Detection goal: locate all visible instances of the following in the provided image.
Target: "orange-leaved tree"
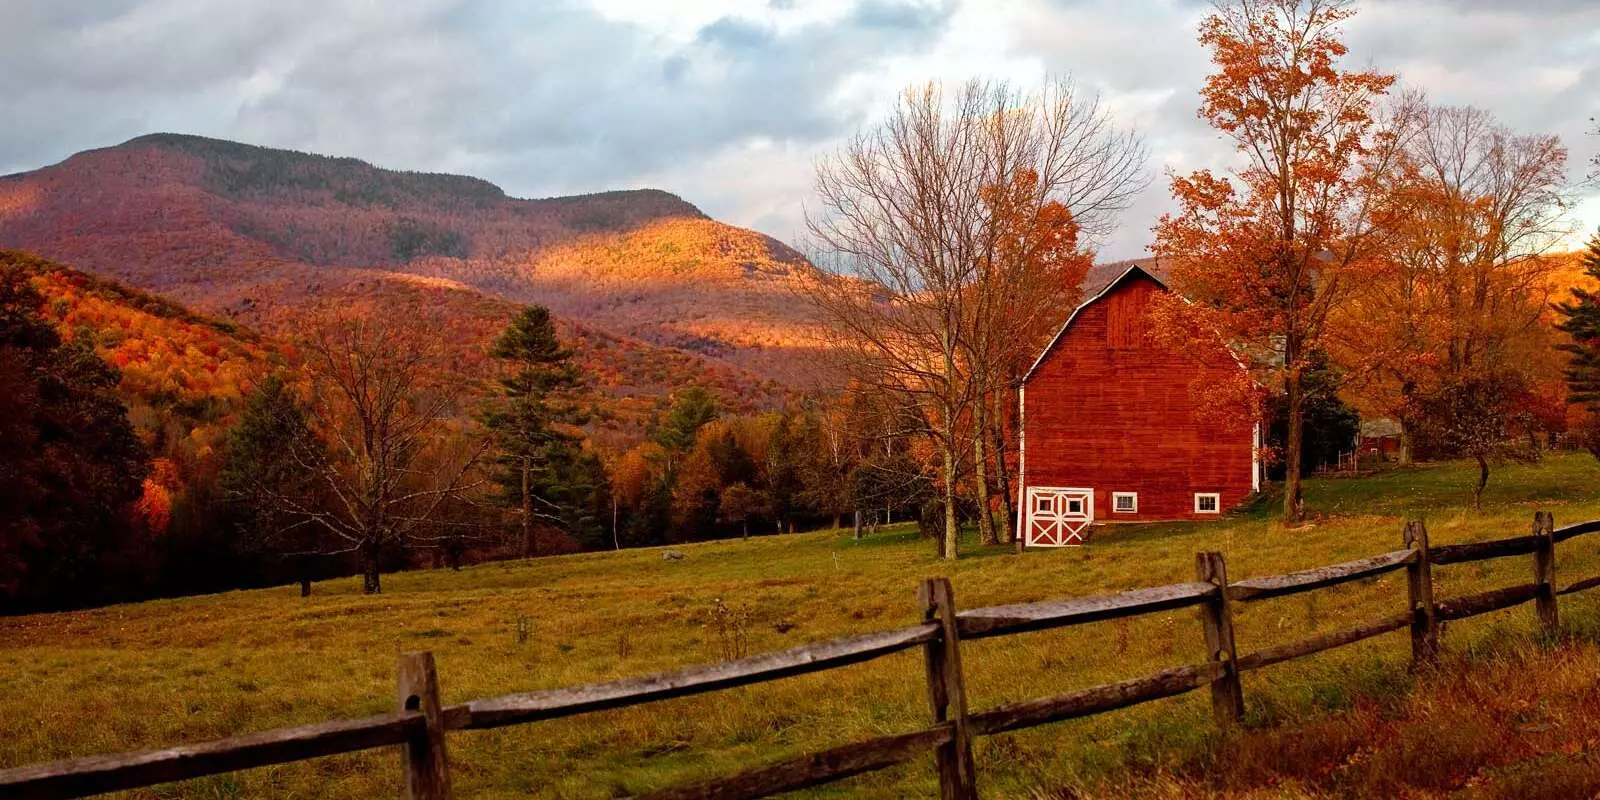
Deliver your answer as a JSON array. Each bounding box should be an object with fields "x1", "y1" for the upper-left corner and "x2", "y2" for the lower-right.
[
  {"x1": 968, "y1": 168, "x2": 1095, "y2": 546},
  {"x1": 806, "y1": 78, "x2": 1145, "y2": 559},
  {"x1": 1153, "y1": 0, "x2": 1401, "y2": 523},
  {"x1": 1329, "y1": 102, "x2": 1569, "y2": 498}
]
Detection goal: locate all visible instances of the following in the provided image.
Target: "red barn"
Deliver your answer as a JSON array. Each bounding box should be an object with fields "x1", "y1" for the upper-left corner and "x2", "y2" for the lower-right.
[{"x1": 1018, "y1": 263, "x2": 1260, "y2": 546}]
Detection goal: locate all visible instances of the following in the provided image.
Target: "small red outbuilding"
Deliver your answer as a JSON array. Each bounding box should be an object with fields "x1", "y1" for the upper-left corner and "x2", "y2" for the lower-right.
[{"x1": 1018, "y1": 262, "x2": 1261, "y2": 546}]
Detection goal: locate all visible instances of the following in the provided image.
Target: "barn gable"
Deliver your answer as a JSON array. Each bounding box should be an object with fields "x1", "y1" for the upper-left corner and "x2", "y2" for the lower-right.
[
  {"x1": 1023, "y1": 262, "x2": 1167, "y2": 383},
  {"x1": 1017, "y1": 262, "x2": 1260, "y2": 543}
]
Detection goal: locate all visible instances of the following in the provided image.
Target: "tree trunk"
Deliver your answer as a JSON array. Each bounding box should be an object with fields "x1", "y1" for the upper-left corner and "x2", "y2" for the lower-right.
[
  {"x1": 361, "y1": 543, "x2": 382, "y2": 595},
  {"x1": 1474, "y1": 453, "x2": 1489, "y2": 510},
  {"x1": 940, "y1": 438, "x2": 959, "y2": 561},
  {"x1": 1399, "y1": 424, "x2": 1413, "y2": 466},
  {"x1": 833, "y1": 513, "x2": 842, "y2": 531},
  {"x1": 300, "y1": 579, "x2": 311, "y2": 598},
  {"x1": 990, "y1": 389, "x2": 1014, "y2": 547},
  {"x1": 521, "y1": 460, "x2": 536, "y2": 559},
  {"x1": 742, "y1": 520, "x2": 749, "y2": 539},
  {"x1": 973, "y1": 399, "x2": 996, "y2": 546},
  {"x1": 1283, "y1": 358, "x2": 1306, "y2": 525},
  {"x1": 853, "y1": 509, "x2": 862, "y2": 540}
]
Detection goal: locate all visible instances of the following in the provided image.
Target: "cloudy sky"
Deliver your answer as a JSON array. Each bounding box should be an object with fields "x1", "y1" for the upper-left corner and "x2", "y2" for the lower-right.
[{"x1": 3, "y1": 0, "x2": 1597, "y2": 260}]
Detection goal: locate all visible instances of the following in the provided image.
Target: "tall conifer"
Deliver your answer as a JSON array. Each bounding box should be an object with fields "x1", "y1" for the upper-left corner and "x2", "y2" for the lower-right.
[
  {"x1": 1556, "y1": 230, "x2": 1600, "y2": 456},
  {"x1": 482, "y1": 306, "x2": 592, "y2": 556}
]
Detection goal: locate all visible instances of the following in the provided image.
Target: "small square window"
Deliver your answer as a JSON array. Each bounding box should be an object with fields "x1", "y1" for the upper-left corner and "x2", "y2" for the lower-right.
[
  {"x1": 1034, "y1": 494, "x2": 1056, "y2": 514},
  {"x1": 1194, "y1": 493, "x2": 1220, "y2": 514},
  {"x1": 1066, "y1": 498, "x2": 1083, "y2": 515},
  {"x1": 1112, "y1": 492, "x2": 1137, "y2": 514}
]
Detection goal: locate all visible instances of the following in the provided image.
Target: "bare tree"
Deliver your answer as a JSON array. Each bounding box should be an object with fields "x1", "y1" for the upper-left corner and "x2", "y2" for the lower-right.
[
  {"x1": 804, "y1": 78, "x2": 1145, "y2": 559},
  {"x1": 255, "y1": 315, "x2": 487, "y2": 594}
]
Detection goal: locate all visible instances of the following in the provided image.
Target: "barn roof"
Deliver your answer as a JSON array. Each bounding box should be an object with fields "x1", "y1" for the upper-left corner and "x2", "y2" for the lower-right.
[
  {"x1": 1081, "y1": 257, "x2": 1167, "y2": 296},
  {"x1": 1021, "y1": 260, "x2": 1167, "y2": 383}
]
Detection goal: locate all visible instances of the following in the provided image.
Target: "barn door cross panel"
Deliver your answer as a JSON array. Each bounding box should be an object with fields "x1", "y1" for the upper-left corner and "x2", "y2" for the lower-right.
[{"x1": 1025, "y1": 487, "x2": 1093, "y2": 547}]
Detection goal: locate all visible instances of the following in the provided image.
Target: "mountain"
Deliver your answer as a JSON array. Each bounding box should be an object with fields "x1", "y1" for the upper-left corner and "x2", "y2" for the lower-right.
[{"x1": 0, "y1": 134, "x2": 827, "y2": 424}]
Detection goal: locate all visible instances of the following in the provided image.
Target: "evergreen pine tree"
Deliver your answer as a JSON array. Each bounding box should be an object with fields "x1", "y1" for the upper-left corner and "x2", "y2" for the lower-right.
[
  {"x1": 1555, "y1": 229, "x2": 1600, "y2": 456},
  {"x1": 1556, "y1": 230, "x2": 1600, "y2": 406},
  {"x1": 652, "y1": 387, "x2": 719, "y2": 457},
  {"x1": 220, "y1": 373, "x2": 323, "y2": 594},
  {"x1": 482, "y1": 306, "x2": 592, "y2": 557}
]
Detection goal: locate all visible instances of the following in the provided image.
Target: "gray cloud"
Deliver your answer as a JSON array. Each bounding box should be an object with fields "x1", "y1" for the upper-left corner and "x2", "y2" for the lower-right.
[
  {"x1": 0, "y1": 0, "x2": 1593, "y2": 261},
  {"x1": 0, "y1": 0, "x2": 955, "y2": 199}
]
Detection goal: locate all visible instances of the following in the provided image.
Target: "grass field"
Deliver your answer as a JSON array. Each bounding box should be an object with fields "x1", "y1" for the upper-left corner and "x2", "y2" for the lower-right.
[{"x1": 5, "y1": 455, "x2": 1600, "y2": 798}]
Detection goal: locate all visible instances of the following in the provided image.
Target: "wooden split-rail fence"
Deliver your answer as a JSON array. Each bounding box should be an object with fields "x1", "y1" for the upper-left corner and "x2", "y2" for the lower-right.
[{"x1": 5, "y1": 512, "x2": 1600, "y2": 799}]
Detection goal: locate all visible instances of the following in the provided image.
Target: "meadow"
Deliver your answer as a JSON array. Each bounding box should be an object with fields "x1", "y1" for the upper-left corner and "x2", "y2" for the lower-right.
[{"x1": 5, "y1": 454, "x2": 1600, "y2": 799}]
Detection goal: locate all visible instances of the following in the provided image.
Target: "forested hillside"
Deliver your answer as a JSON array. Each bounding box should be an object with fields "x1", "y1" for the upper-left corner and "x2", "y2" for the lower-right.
[
  {"x1": 0, "y1": 133, "x2": 828, "y2": 387},
  {"x1": 0, "y1": 249, "x2": 806, "y2": 609}
]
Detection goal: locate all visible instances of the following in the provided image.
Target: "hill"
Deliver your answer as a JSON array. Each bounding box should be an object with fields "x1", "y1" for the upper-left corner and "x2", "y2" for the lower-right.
[
  {"x1": 1, "y1": 249, "x2": 278, "y2": 468},
  {"x1": 0, "y1": 133, "x2": 829, "y2": 398},
  {"x1": 1, "y1": 249, "x2": 785, "y2": 456},
  {"x1": 3, "y1": 454, "x2": 1599, "y2": 798}
]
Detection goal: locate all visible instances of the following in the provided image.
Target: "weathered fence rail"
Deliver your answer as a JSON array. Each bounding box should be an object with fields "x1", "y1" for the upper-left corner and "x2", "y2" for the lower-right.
[{"x1": 3, "y1": 511, "x2": 1597, "y2": 800}]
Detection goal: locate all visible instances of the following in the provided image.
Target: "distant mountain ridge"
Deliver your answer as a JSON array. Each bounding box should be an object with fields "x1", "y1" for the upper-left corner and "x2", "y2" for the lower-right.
[{"x1": 0, "y1": 134, "x2": 829, "y2": 423}]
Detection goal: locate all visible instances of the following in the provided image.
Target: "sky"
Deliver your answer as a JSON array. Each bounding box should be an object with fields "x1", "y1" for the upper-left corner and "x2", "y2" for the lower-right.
[{"x1": 2, "y1": 0, "x2": 1597, "y2": 261}]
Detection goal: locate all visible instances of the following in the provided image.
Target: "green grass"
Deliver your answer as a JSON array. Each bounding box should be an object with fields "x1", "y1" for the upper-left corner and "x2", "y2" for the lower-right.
[{"x1": 4, "y1": 455, "x2": 1600, "y2": 798}]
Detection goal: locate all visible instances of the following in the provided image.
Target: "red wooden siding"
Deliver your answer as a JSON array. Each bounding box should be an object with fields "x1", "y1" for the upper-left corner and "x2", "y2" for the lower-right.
[{"x1": 1022, "y1": 269, "x2": 1256, "y2": 523}]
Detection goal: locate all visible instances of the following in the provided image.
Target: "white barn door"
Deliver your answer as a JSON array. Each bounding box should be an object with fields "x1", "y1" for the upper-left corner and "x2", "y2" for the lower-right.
[{"x1": 1024, "y1": 486, "x2": 1093, "y2": 546}]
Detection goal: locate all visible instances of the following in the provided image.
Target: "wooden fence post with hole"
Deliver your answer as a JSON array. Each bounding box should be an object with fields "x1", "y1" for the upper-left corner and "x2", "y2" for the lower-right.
[
  {"x1": 1533, "y1": 511, "x2": 1558, "y2": 635},
  {"x1": 1403, "y1": 520, "x2": 1438, "y2": 667},
  {"x1": 1194, "y1": 552, "x2": 1243, "y2": 726},
  {"x1": 398, "y1": 652, "x2": 452, "y2": 800},
  {"x1": 919, "y1": 578, "x2": 979, "y2": 800}
]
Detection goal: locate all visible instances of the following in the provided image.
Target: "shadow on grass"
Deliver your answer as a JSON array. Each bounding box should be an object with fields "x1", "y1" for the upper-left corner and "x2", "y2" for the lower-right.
[{"x1": 833, "y1": 525, "x2": 1024, "y2": 562}]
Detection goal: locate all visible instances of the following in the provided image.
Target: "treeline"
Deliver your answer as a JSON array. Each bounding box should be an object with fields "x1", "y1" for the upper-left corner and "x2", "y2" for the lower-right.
[{"x1": 0, "y1": 261, "x2": 931, "y2": 611}]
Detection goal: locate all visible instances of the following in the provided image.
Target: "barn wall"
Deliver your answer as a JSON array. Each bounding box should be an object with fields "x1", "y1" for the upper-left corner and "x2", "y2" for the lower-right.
[{"x1": 1022, "y1": 272, "x2": 1255, "y2": 521}]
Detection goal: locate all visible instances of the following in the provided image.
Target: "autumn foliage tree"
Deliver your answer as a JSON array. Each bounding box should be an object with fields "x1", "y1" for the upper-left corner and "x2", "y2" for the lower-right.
[
  {"x1": 968, "y1": 169, "x2": 1098, "y2": 545},
  {"x1": 1330, "y1": 102, "x2": 1568, "y2": 501},
  {"x1": 239, "y1": 315, "x2": 486, "y2": 593},
  {"x1": 1154, "y1": 0, "x2": 1401, "y2": 523},
  {"x1": 806, "y1": 77, "x2": 1144, "y2": 559}
]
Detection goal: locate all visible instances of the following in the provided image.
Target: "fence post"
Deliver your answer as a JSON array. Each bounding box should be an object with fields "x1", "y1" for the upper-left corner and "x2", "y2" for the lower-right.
[
  {"x1": 919, "y1": 577, "x2": 979, "y2": 800},
  {"x1": 1403, "y1": 520, "x2": 1438, "y2": 668},
  {"x1": 1533, "y1": 511, "x2": 1558, "y2": 636},
  {"x1": 1194, "y1": 552, "x2": 1243, "y2": 726},
  {"x1": 398, "y1": 652, "x2": 452, "y2": 800}
]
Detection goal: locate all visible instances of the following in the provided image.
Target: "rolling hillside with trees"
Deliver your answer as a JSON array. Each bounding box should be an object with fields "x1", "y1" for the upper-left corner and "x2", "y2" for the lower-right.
[
  {"x1": 0, "y1": 133, "x2": 828, "y2": 386},
  {"x1": 0, "y1": 248, "x2": 809, "y2": 609}
]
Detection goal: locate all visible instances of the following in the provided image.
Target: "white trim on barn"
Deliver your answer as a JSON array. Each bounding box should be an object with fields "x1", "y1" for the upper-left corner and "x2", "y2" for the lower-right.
[
  {"x1": 1194, "y1": 493, "x2": 1221, "y2": 514},
  {"x1": 1016, "y1": 382, "x2": 1027, "y2": 545},
  {"x1": 1252, "y1": 422, "x2": 1263, "y2": 493},
  {"x1": 1112, "y1": 491, "x2": 1138, "y2": 513}
]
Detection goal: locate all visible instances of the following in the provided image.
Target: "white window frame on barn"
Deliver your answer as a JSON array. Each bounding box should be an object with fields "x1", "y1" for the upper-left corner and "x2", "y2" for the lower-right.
[
  {"x1": 1112, "y1": 492, "x2": 1137, "y2": 514},
  {"x1": 1194, "y1": 493, "x2": 1220, "y2": 514}
]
